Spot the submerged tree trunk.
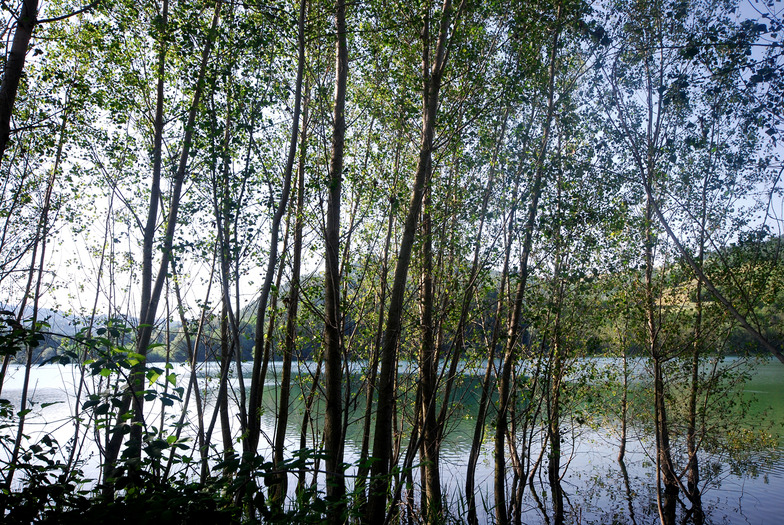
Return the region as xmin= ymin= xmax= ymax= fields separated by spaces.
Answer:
xmin=644 ymin=194 xmax=678 ymax=525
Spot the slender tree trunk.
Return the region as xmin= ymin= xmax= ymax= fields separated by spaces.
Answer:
xmin=270 ymin=27 xmax=308 ymax=506
xmin=0 ymin=0 xmax=38 ymax=163
xmin=418 ymin=181 xmax=441 ymax=520
xmin=384 ymin=378 xmax=424 ymax=525
xmin=494 ymin=13 xmax=561 ymax=523
xmin=687 ymin=177 xmax=709 ymax=525
xmin=322 ymin=0 xmax=348 ymax=519
xmin=2 ymin=187 xmax=51 ymax=492
xmin=366 ymin=1 xmax=460 ymax=518
xmin=2 ymin=92 xmax=67 ymax=491
xmin=644 ymin=193 xmax=678 ymax=525
xmin=354 ymin=151 xmax=397 ymax=509
xmin=465 ymin=113 xmax=522 ymax=525
xmin=138 ymin=0 xmax=169 ymax=357
xmin=297 ymin=358 xmax=322 ymax=495
xmin=201 ymin=303 xmax=236 ymax=483
xmin=465 ymin=248 xmax=508 ymax=525
xmin=437 ymin=111 xmax=508 ymax=436
xmin=246 ymin=0 xmax=306 ymax=462
xmin=618 ymin=328 xmax=629 ymax=463
xmin=547 ymin=174 xmax=565 ymax=525
xmin=66 ymin=190 xmax=114 ymax=479
xmin=548 ymin=293 xmax=564 ymax=525
xmin=213 ymin=93 xmax=248 ymax=438
xmin=218 ymin=304 xmax=234 ymax=468
xmin=687 ymin=276 xmax=704 ymax=524
xmin=163 ymin=253 xmax=212 ymax=480
xmin=103 ymin=0 xmax=222 ymax=484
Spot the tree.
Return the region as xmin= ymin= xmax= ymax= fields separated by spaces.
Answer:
xmin=321 ymin=0 xmax=348 ymax=518
xmin=365 ymin=0 xmax=465 ymax=519
xmin=102 ymin=0 xmax=224 ymax=489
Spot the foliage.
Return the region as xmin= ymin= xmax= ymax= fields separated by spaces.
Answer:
xmin=0 ymin=0 xmax=782 ymax=523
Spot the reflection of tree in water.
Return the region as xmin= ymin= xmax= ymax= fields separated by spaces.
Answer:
xmin=549 ymin=433 xmax=783 ymax=525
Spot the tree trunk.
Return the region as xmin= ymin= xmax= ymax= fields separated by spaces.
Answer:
xmin=1 ymin=100 xmax=62 ymax=490
xmin=418 ymin=182 xmax=441 ymax=520
xmin=643 ymin=172 xmax=784 ymax=366
xmin=246 ymin=0 xmax=305 ymax=450
xmin=163 ymin=254 xmax=212 ymax=480
xmin=323 ymin=0 xmax=348 ymax=518
xmin=437 ymin=110 xmax=508 ymax=439
xmin=494 ymin=12 xmax=561 ymax=522
xmin=297 ymin=358 xmax=322 ymax=495
xmin=103 ymin=0 xmax=222 ymax=485
xmin=466 ymin=124 xmax=516 ymax=524
xmin=548 ymin=175 xmax=565 ymax=525
xmin=618 ymin=334 xmax=629 ymax=463
xmin=687 ymin=174 xmax=709 ymax=525
xmin=213 ymin=93 xmax=248 ymax=438
xmin=270 ymin=12 xmax=308 ymax=502
xmin=366 ymin=1 xmax=459 ymax=518
xmin=0 ymin=0 xmax=38 ymax=163
xmin=355 ymin=143 xmax=398 ymax=511
xmin=218 ymin=304 xmax=234 ymax=469
xmin=644 ymin=194 xmax=678 ymax=525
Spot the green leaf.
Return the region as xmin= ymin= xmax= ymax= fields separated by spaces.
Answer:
xmin=147 ymin=368 xmax=162 ymax=385
xmin=82 ymin=396 xmax=100 ymax=410
xmin=126 ymin=351 xmax=145 ymax=365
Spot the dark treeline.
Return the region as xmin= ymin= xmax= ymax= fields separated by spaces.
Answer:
xmin=0 ymin=0 xmax=783 ymax=523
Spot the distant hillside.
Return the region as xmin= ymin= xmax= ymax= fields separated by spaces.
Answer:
xmin=0 ymin=304 xmax=81 ymax=336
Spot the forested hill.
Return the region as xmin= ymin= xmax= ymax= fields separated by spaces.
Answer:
xmin=7 ymin=233 xmax=784 ymax=364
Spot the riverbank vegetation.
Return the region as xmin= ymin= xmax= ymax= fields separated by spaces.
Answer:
xmin=1 ymin=0 xmax=783 ymax=523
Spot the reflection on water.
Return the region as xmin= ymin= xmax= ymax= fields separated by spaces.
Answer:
xmin=1 ymin=357 xmax=782 ymax=523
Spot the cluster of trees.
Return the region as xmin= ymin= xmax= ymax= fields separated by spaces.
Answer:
xmin=0 ymin=0 xmax=782 ymax=523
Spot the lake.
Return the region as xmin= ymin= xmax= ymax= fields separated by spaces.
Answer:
xmin=2 ymin=356 xmax=782 ymax=523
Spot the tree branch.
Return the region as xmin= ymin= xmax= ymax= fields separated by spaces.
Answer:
xmin=38 ymin=0 xmax=100 ymax=24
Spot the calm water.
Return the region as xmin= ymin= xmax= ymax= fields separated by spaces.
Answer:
xmin=2 ymin=357 xmax=783 ymax=524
